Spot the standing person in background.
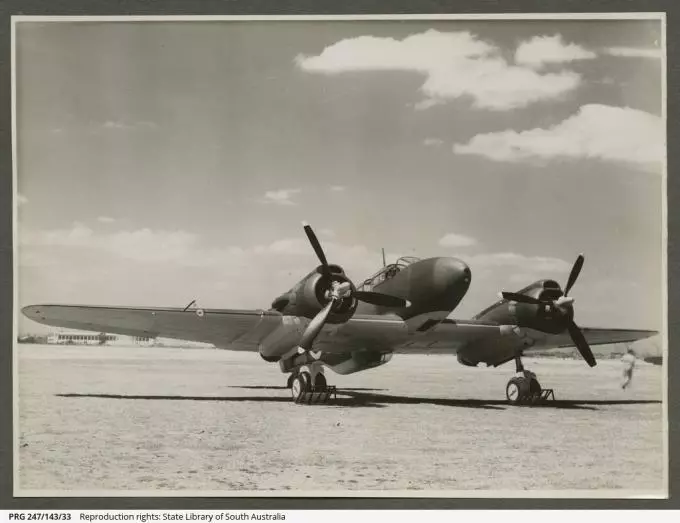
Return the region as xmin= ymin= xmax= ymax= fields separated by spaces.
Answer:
xmin=621 ymin=347 xmax=637 ymax=389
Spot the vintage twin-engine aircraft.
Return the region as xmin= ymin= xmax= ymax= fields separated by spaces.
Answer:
xmin=22 ymin=223 xmax=657 ymax=404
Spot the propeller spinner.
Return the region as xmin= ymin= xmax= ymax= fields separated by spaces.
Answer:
xmin=298 ymin=223 xmax=408 ymax=353
xmin=501 ymin=254 xmax=596 ymax=367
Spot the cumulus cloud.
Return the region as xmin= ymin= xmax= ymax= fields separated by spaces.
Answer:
xmin=466 ymin=252 xmax=571 ymax=273
xmin=453 ymin=104 xmax=663 ymax=172
xmin=330 ymin=185 xmax=346 ymax=192
xmin=258 ymin=188 xmax=302 ymax=206
xmin=296 ymin=30 xmax=582 ymax=111
xmin=604 ymin=47 xmax=662 ymax=59
xmin=515 ymin=35 xmax=596 ymax=69
xmin=97 ymin=216 xmax=115 ymax=223
xmin=423 ymin=138 xmax=444 ymax=147
xmin=18 ymin=223 xmax=394 ymax=310
xmin=22 ymin=223 xmax=212 ymax=265
xmin=438 ymin=233 xmax=477 ymax=248
xmin=414 ymin=98 xmax=445 ymax=111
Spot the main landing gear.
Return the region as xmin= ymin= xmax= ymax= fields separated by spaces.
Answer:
xmin=286 ymin=363 xmax=336 ymax=405
xmin=505 ymin=353 xmax=555 ymax=405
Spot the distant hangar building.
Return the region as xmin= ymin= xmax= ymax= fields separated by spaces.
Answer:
xmin=45 ymin=329 xmax=213 ymax=348
xmin=46 ymin=330 xmax=153 ymax=346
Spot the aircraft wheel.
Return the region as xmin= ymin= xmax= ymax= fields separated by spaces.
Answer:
xmin=506 ymin=377 xmax=528 ymax=405
xmin=314 ymin=373 xmax=327 ymax=389
xmin=529 ymin=377 xmax=542 ymax=396
xmin=291 ymin=372 xmax=312 ymax=402
xmin=286 ymin=372 xmax=297 ymax=389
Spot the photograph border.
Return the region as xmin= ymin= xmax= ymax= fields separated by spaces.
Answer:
xmin=1 ymin=0 xmax=677 ymax=510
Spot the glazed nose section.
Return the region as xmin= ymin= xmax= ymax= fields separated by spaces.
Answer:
xmin=433 ymin=257 xmax=471 ymax=302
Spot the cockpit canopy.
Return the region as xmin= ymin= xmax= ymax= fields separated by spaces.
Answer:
xmin=358 ymin=256 xmax=421 ymax=291
xmin=514 ymin=279 xmax=563 ymax=300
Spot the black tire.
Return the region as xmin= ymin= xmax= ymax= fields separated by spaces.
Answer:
xmin=286 ymin=373 xmax=296 ymax=389
xmin=299 ymin=371 xmax=311 ymax=388
xmin=506 ymin=377 xmax=528 ymax=404
xmin=291 ymin=372 xmax=310 ymax=402
xmin=314 ymin=373 xmax=327 ymax=389
xmin=529 ymin=378 xmax=542 ymax=396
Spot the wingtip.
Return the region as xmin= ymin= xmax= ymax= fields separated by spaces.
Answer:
xmin=21 ymin=305 xmax=35 ymax=316
xmin=21 ymin=305 xmax=44 ymax=320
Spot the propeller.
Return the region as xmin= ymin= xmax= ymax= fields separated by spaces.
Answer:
xmin=303 ymin=223 xmax=331 ymax=280
xmin=564 ymin=253 xmax=584 ymax=297
xmin=501 ymin=254 xmax=596 ymax=367
xmin=567 ymin=320 xmax=596 ymax=367
xmin=297 ymin=223 xmax=409 ymax=354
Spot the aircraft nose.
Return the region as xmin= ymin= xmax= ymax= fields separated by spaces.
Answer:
xmin=430 ymin=257 xmax=472 ymax=312
xmin=433 ymin=257 xmax=471 ymax=292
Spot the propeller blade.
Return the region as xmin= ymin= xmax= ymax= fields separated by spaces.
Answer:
xmin=567 ymin=320 xmax=597 ymax=367
xmin=354 ymin=291 xmax=409 ymax=308
xmin=564 ymin=254 xmax=585 ymax=297
xmin=501 ymin=292 xmax=542 ymax=305
xmin=303 ymin=223 xmax=331 ymax=278
xmin=298 ymin=299 xmax=335 ymax=352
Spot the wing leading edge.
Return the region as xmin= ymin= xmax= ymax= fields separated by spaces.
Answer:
xmin=524 ymin=326 xmax=659 ymax=350
xmin=21 ymin=304 xmax=283 ymax=350
xmin=21 ymin=305 xmax=657 ymax=361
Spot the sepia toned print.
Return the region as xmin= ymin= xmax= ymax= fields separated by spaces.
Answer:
xmin=13 ymin=14 xmax=666 ymax=497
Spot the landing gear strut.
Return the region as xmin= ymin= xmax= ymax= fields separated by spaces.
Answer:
xmin=288 ymin=363 xmax=336 ymax=404
xmin=505 ymin=353 xmax=553 ymax=405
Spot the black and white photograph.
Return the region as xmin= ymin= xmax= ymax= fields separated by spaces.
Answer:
xmin=13 ymin=14 xmax=666 ymax=497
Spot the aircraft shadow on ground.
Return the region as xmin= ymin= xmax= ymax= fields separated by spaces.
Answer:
xmin=56 ymin=391 xmax=661 ymax=411
xmin=228 ymin=385 xmax=386 ymax=391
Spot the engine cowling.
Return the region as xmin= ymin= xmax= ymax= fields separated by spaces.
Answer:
xmin=271 ymin=265 xmax=358 ymax=324
xmin=508 ymin=282 xmax=572 ymax=334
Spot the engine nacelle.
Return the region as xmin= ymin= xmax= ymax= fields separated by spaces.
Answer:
xmin=322 ymin=350 xmax=393 ymax=375
xmin=270 ymin=265 xmax=358 ymax=324
xmin=483 ymin=280 xmax=571 ymax=335
xmin=457 ymin=352 xmax=479 ymax=367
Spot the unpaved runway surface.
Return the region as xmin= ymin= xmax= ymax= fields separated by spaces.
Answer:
xmin=17 ymin=345 xmax=664 ymax=495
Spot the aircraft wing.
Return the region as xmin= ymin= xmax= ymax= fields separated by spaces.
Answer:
xmin=315 ymin=315 xmax=506 ymax=353
xmin=524 ymin=326 xmax=659 ymax=350
xmin=21 ymin=305 xmax=283 ymax=350
xmin=22 ymin=305 xmax=657 ymax=358
xmin=317 ymin=316 xmax=657 ymax=356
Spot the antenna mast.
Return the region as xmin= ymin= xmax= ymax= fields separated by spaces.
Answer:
xmin=382 ymin=248 xmax=386 ymax=268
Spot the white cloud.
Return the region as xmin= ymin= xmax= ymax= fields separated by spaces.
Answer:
xmin=467 ymin=252 xmax=571 ymax=273
xmin=423 ymin=138 xmax=444 ymax=147
xmin=515 ymin=35 xmax=596 ymax=69
xmin=296 ymin=30 xmax=582 ymax=111
xmin=17 ymin=194 xmax=28 ymax=206
xmin=453 ymin=104 xmax=663 ymax=172
xmin=414 ymin=98 xmax=444 ymax=111
xmin=330 ymin=185 xmax=346 ymax=192
xmin=22 ymin=223 xmax=208 ymax=265
xmin=258 ymin=188 xmax=302 ymax=206
xmin=101 ymin=120 xmax=157 ymax=131
xmin=438 ymin=233 xmax=477 ymax=248
xmin=604 ymin=47 xmax=662 ymax=59
xmin=23 ymin=222 xmax=95 ymax=248
xmin=18 ymin=224 xmax=392 ymax=310
xmin=97 ymin=216 xmax=115 ymax=223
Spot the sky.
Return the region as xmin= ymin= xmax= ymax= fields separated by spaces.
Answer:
xmin=15 ymin=18 xmax=665 ymax=334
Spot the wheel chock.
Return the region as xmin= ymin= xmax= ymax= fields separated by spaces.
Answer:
xmin=294 ymin=386 xmax=337 ymax=405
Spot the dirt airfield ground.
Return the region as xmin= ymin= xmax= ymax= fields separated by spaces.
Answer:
xmin=17 ymin=344 xmax=664 ymax=495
